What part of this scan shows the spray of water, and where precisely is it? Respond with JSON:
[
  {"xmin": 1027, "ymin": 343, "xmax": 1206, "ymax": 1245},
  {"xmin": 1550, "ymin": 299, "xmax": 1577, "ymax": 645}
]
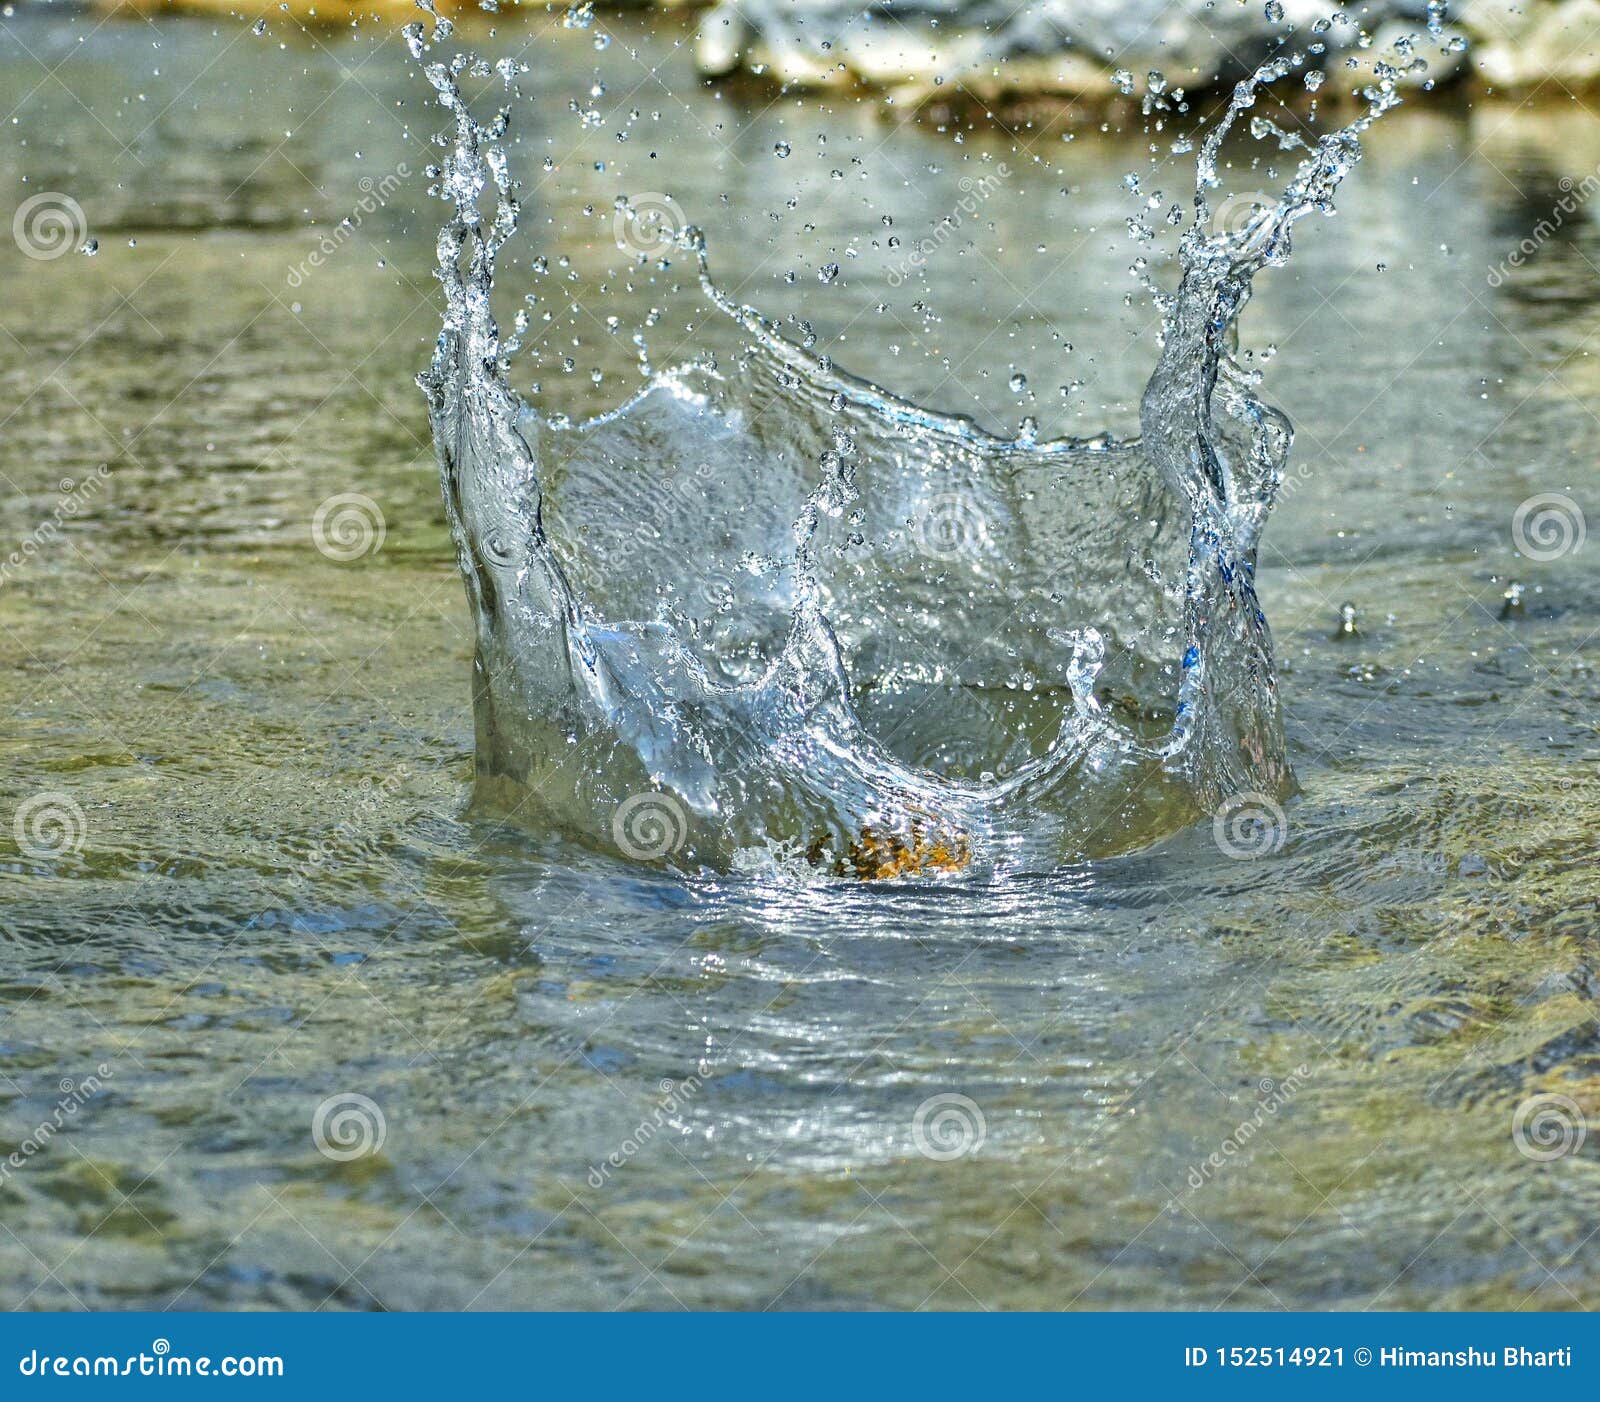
[{"xmin": 413, "ymin": 11, "xmax": 1401, "ymax": 878}]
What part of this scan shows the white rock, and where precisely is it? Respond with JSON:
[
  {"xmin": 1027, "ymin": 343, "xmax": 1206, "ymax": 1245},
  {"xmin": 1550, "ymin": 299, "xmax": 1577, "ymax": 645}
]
[
  {"xmin": 1467, "ymin": 0, "xmax": 1600, "ymax": 89},
  {"xmin": 694, "ymin": 2, "xmax": 752, "ymax": 79}
]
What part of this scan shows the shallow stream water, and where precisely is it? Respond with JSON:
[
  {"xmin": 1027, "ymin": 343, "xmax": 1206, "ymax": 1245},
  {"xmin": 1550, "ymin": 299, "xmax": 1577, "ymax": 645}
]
[{"xmin": 1, "ymin": 10, "xmax": 1598, "ymax": 1309}]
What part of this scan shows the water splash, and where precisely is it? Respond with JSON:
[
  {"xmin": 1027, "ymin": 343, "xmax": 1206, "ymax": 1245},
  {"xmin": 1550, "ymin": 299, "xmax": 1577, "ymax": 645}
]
[{"xmin": 414, "ymin": 21, "xmax": 1401, "ymax": 879}]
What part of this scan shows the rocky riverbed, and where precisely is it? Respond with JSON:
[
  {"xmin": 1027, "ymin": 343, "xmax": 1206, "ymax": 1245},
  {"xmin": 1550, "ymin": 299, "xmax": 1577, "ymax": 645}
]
[{"xmin": 688, "ymin": 0, "xmax": 1600, "ymax": 103}]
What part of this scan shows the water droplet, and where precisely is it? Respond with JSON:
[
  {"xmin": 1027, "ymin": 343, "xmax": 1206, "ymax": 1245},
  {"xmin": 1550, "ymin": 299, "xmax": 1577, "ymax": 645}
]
[{"xmin": 774, "ymin": 141, "xmax": 791, "ymax": 158}]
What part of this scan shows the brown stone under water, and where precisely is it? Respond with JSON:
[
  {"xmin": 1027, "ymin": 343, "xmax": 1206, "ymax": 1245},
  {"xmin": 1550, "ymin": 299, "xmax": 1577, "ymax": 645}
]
[{"xmin": 809, "ymin": 817, "xmax": 972, "ymax": 881}]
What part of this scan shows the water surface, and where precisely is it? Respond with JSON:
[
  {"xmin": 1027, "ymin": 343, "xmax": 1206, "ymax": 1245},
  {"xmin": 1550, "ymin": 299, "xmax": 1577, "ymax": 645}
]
[{"xmin": 1, "ymin": 11, "xmax": 1598, "ymax": 1310}]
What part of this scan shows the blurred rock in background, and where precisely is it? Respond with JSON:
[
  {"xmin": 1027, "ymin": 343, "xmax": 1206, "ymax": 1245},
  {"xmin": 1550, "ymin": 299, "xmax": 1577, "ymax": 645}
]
[
  {"xmin": 691, "ymin": 0, "xmax": 1598, "ymax": 102},
  {"xmin": 81, "ymin": 0, "xmax": 1600, "ymax": 101}
]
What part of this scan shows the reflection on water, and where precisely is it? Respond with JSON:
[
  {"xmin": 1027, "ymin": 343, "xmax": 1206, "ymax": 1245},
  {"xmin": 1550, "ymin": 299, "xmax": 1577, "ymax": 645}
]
[{"xmin": 1, "ymin": 12, "xmax": 1598, "ymax": 1310}]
